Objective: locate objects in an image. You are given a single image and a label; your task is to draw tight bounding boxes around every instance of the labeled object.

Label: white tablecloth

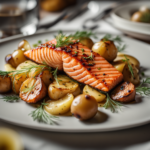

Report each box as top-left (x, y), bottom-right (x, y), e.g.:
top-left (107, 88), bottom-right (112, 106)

top-left (0, 1), bottom-right (150, 150)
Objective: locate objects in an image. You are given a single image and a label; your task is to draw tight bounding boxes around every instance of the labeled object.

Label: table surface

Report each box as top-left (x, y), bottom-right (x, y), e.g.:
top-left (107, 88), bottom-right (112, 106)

top-left (0, 1), bottom-right (150, 150)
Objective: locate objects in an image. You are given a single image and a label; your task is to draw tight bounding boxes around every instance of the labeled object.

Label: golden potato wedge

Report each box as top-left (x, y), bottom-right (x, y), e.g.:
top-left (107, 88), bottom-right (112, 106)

top-left (18, 39), bottom-right (31, 51)
top-left (20, 77), bottom-right (47, 103)
top-left (44, 93), bottom-right (74, 115)
top-left (11, 73), bottom-right (28, 94)
top-left (92, 40), bottom-right (117, 62)
top-left (0, 75), bottom-right (11, 93)
top-left (71, 94), bottom-right (98, 120)
top-left (4, 63), bottom-right (16, 71)
top-left (83, 85), bottom-right (106, 102)
top-left (48, 75), bottom-right (80, 100)
top-left (12, 49), bottom-right (27, 67)
top-left (123, 63), bottom-right (140, 86)
top-left (114, 53), bottom-right (140, 69)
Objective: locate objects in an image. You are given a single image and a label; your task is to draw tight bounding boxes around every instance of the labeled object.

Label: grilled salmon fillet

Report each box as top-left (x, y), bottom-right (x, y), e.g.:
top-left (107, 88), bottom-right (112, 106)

top-left (24, 40), bottom-right (123, 92)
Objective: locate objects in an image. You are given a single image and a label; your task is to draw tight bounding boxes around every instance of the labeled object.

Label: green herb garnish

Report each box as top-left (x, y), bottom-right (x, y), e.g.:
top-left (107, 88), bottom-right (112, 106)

top-left (136, 78), bottom-right (150, 96)
top-left (103, 93), bottom-right (124, 113)
top-left (0, 95), bottom-right (20, 102)
top-left (51, 67), bottom-right (59, 85)
top-left (56, 31), bottom-right (97, 48)
top-left (81, 48), bottom-right (84, 52)
top-left (33, 44), bottom-right (38, 48)
top-left (29, 100), bottom-right (58, 124)
top-left (117, 44), bottom-right (126, 52)
top-left (122, 55), bottom-right (134, 78)
top-left (98, 67), bottom-right (101, 70)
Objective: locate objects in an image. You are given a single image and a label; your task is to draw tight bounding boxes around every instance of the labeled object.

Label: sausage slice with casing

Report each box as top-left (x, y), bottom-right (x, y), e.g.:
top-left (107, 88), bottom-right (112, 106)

top-left (111, 82), bottom-right (136, 103)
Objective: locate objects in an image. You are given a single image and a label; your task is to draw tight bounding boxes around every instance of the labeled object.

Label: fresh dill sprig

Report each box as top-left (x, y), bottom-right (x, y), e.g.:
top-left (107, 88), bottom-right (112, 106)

top-left (55, 31), bottom-right (97, 48)
top-left (103, 93), bottom-right (124, 113)
top-left (117, 44), bottom-right (126, 52)
top-left (136, 78), bottom-right (150, 96)
top-left (29, 100), bottom-right (58, 124)
top-left (82, 53), bottom-right (94, 60)
top-left (0, 95), bottom-right (20, 102)
top-left (51, 67), bottom-right (59, 85)
top-left (122, 55), bottom-right (134, 78)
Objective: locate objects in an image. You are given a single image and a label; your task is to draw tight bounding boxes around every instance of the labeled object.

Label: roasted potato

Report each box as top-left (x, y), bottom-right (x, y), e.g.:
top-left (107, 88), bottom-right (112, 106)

top-left (83, 85), bottom-right (106, 102)
top-left (71, 94), bottom-right (98, 120)
top-left (0, 76), bottom-right (11, 93)
top-left (111, 82), bottom-right (136, 103)
top-left (80, 37), bottom-right (94, 49)
top-left (114, 53), bottom-right (140, 69)
top-left (18, 39), bottom-right (31, 51)
top-left (92, 40), bottom-right (117, 62)
top-left (123, 63), bottom-right (140, 86)
top-left (11, 73), bottom-right (28, 94)
top-left (20, 77), bottom-right (47, 103)
top-left (44, 93), bottom-right (74, 115)
top-left (12, 49), bottom-right (27, 67)
top-left (112, 61), bottom-right (126, 73)
top-left (4, 63), bottom-right (16, 71)
top-left (16, 60), bottom-right (37, 71)
top-left (48, 75), bottom-right (80, 100)
top-left (131, 11), bottom-right (150, 23)
top-left (5, 54), bottom-right (16, 68)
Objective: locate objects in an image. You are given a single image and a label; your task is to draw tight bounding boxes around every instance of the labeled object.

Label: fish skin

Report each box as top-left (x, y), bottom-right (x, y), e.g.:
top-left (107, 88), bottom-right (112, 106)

top-left (24, 41), bottom-right (123, 92)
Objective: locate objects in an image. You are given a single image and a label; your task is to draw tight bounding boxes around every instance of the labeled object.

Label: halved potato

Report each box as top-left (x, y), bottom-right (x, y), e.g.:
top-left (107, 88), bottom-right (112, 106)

top-left (83, 85), bottom-right (106, 102)
top-left (44, 93), bottom-right (74, 115)
top-left (20, 77), bottom-right (47, 103)
top-left (4, 64), bottom-right (16, 71)
top-left (0, 75), bottom-right (11, 93)
top-left (114, 53), bottom-right (140, 69)
top-left (11, 73), bottom-right (28, 94)
top-left (48, 75), bottom-right (80, 100)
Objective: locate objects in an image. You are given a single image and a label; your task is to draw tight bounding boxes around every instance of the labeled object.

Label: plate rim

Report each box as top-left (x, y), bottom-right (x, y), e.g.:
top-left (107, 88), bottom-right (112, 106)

top-left (0, 30), bottom-right (150, 133)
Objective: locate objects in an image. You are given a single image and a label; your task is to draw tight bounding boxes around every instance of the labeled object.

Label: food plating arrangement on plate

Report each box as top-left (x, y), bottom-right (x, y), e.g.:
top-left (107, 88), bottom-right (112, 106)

top-left (0, 31), bottom-right (150, 131)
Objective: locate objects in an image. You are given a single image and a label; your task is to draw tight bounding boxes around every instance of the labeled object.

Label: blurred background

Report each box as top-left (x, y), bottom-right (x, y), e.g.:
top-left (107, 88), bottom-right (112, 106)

top-left (0, 0), bottom-right (149, 41)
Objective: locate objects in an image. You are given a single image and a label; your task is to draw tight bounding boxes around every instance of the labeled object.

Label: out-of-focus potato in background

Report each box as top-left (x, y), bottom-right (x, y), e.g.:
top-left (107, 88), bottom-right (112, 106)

top-left (40, 0), bottom-right (77, 12)
top-left (0, 128), bottom-right (24, 150)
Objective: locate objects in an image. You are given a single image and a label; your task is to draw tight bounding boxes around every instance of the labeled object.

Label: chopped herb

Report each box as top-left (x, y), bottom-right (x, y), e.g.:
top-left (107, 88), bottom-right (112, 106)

top-left (33, 44), bottom-right (38, 47)
top-left (38, 40), bottom-right (42, 44)
top-left (83, 53), bottom-right (94, 60)
top-left (81, 48), bottom-right (84, 52)
top-left (98, 67), bottom-right (101, 70)
top-left (117, 44), bottom-right (126, 52)
top-left (51, 67), bottom-right (59, 85)
top-left (141, 72), bottom-right (145, 76)
top-left (75, 51), bottom-right (78, 54)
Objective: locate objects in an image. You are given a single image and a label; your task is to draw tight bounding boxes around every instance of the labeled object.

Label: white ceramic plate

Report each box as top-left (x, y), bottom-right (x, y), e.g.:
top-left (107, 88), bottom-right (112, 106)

top-left (111, 1), bottom-right (150, 41)
top-left (0, 30), bottom-right (150, 133)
